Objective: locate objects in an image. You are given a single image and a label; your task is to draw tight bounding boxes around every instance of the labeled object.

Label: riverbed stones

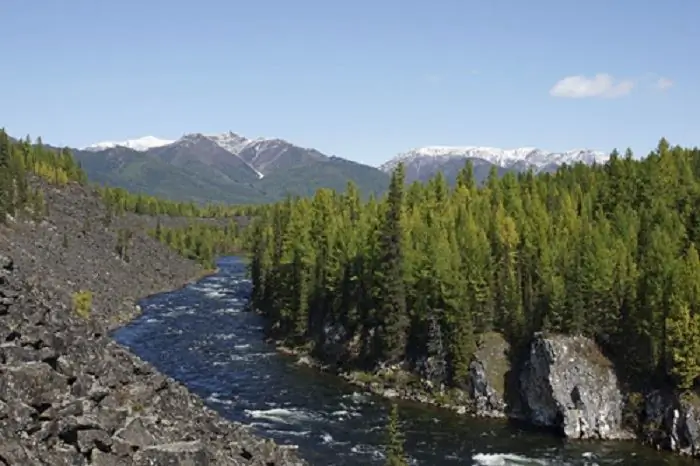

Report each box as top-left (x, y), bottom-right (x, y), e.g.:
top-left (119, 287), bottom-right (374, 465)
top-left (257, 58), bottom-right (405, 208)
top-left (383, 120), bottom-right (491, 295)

top-left (0, 180), bottom-right (307, 465)
top-left (518, 333), bottom-right (632, 440)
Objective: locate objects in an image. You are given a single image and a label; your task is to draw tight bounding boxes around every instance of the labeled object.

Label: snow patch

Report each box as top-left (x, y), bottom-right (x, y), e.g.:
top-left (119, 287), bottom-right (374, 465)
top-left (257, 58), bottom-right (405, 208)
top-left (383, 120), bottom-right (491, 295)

top-left (84, 136), bottom-right (174, 152)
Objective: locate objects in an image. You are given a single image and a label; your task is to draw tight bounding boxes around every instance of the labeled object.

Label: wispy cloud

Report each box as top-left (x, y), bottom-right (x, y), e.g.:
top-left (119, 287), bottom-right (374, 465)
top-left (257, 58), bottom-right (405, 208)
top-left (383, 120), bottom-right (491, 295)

top-left (655, 77), bottom-right (673, 91)
top-left (549, 73), bottom-right (635, 99)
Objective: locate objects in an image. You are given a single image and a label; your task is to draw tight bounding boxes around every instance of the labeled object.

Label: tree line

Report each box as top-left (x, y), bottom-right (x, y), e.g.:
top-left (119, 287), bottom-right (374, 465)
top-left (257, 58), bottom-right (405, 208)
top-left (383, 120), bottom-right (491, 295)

top-left (248, 139), bottom-right (700, 392)
top-left (99, 186), bottom-right (265, 218)
top-left (0, 129), bottom-right (87, 221)
top-left (149, 220), bottom-right (247, 270)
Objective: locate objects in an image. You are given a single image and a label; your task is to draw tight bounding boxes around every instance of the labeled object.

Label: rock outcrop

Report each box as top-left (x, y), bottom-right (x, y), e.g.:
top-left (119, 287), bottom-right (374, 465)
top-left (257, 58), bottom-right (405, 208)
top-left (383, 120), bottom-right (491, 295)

top-left (468, 332), bottom-right (509, 418)
top-left (518, 333), bottom-right (631, 440)
top-left (642, 390), bottom-right (700, 457)
top-left (0, 181), bottom-right (306, 465)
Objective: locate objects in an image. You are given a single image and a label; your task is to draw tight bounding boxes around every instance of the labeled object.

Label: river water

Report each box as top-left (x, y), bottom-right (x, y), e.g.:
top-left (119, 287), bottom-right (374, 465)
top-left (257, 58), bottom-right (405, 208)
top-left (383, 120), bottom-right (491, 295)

top-left (113, 256), bottom-right (690, 466)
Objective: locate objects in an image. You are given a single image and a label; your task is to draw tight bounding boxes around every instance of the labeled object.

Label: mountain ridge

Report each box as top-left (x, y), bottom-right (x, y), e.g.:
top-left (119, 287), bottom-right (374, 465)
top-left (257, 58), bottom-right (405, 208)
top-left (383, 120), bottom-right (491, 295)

top-left (380, 145), bottom-right (610, 184)
top-left (73, 131), bottom-right (390, 204)
top-left (77, 132), bottom-right (613, 202)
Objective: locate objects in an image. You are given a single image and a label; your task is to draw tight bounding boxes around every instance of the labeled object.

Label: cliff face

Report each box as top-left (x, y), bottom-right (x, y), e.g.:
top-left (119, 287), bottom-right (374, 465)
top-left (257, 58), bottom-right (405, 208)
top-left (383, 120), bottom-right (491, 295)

top-left (517, 333), bottom-right (632, 440)
top-left (0, 181), bottom-right (305, 465)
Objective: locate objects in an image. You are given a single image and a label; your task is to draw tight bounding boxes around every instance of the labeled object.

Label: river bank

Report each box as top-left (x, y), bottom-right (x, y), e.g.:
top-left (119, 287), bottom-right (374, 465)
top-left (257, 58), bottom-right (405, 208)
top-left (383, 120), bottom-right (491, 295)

top-left (0, 180), bottom-right (305, 465)
top-left (276, 344), bottom-right (476, 416)
top-left (270, 331), bottom-right (700, 460)
top-left (116, 257), bottom-right (695, 466)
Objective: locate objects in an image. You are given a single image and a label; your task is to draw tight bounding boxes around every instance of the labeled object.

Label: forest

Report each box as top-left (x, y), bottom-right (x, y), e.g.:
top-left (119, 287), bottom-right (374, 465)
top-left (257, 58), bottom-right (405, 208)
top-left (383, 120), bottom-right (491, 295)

top-left (0, 129), bottom-right (86, 219)
top-left (99, 186), bottom-right (265, 218)
top-left (148, 220), bottom-right (248, 270)
top-left (248, 138), bottom-right (700, 392)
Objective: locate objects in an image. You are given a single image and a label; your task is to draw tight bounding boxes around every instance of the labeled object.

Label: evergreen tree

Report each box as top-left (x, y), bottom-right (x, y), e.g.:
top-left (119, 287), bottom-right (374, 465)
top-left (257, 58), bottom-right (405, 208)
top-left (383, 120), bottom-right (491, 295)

top-left (384, 403), bottom-right (408, 466)
top-left (374, 163), bottom-right (409, 363)
top-left (244, 138), bottom-right (700, 393)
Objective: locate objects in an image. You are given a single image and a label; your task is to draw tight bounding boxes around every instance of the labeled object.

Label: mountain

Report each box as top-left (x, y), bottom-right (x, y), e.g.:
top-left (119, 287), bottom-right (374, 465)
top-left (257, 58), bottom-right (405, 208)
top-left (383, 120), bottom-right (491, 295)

top-left (379, 146), bottom-right (610, 184)
top-left (73, 132), bottom-right (389, 204)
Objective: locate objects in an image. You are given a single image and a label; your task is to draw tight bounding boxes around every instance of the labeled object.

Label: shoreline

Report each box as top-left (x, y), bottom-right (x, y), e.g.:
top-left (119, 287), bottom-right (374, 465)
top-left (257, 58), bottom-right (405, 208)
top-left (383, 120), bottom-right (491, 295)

top-left (268, 339), bottom-right (689, 460)
top-left (106, 266), bottom-right (221, 331)
top-left (273, 343), bottom-right (477, 416)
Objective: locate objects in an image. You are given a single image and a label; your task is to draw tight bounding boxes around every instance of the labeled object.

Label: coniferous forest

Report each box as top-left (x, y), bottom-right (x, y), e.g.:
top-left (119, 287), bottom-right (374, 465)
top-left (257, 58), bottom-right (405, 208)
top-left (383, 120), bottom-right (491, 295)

top-left (148, 220), bottom-right (248, 270)
top-left (0, 129), bottom-right (87, 219)
top-left (249, 139), bottom-right (700, 392)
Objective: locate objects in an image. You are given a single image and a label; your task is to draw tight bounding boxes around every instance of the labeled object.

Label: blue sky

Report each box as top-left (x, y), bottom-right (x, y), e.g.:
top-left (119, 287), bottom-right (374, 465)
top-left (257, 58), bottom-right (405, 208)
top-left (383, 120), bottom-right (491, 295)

top-left (1, 0), bottom-right (697, 166)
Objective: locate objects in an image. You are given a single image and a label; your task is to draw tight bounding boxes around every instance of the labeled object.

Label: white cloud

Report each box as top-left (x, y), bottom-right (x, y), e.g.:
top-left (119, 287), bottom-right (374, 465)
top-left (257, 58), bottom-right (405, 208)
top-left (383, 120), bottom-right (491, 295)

top-left (656, 77), bottom-right (673, 90)
top-left (549, 73), bottom-right (635, 99)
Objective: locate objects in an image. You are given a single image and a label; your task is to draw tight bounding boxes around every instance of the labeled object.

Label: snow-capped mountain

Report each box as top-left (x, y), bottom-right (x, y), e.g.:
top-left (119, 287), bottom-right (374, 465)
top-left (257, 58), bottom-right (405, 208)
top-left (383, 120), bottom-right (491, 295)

top-left (84, 136), bottom-right (175, 152)
top-left (73, 130), bottom-right (389, 205)
top-left (379, 145), bottom-right (609, 184)
top-left (203, 131), bottom-right (253, 155)
top-left (82, 131), bottom-right (331, 180)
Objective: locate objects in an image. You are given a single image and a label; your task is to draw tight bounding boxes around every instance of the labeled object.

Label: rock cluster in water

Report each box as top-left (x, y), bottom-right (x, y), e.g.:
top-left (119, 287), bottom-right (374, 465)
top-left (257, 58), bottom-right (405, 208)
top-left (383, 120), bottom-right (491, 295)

top-left (0, 181), bottom-right (306, 465)
top-left (517, 333), bottom-right (631, 439)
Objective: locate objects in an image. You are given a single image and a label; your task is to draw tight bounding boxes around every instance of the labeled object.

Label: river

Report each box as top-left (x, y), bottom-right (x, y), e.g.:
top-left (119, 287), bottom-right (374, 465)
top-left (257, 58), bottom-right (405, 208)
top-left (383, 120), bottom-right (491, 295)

top-left (113, 256), bottom-right (691, 466)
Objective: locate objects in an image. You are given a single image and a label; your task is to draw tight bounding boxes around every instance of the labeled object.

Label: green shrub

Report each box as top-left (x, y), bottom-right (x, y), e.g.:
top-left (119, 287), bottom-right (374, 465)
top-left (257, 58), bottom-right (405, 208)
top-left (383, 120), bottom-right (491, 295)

top-left (72, 290), bottom-right (93, 319)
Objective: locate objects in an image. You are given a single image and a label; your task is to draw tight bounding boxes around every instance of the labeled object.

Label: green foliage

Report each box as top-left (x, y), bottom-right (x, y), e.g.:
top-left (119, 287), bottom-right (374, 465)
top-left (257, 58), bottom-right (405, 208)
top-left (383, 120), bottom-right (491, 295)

top-left (99, 186), bottom-right (264, 218)
top-left (0, 129), bottom-right (86, 221)
top-left (72, 290), bottom-right (93, 319)
top-left (384, 403), bottom-right (408, 466)
top-left (249, 140), bottom-right (700, 391)
top-left (149, 220), bottom-right (246, 269)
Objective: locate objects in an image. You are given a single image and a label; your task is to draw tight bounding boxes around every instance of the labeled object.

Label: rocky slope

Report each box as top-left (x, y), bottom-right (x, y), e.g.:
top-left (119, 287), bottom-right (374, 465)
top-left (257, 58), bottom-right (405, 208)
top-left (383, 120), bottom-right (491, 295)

top-left (0, 180), bottom-right (306, 465)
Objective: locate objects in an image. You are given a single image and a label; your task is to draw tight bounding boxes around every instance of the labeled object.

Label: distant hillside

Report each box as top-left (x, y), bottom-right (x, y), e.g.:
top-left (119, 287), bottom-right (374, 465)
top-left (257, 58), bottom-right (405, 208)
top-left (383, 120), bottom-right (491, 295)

top-left (74, 132), bottom-right (390, 204)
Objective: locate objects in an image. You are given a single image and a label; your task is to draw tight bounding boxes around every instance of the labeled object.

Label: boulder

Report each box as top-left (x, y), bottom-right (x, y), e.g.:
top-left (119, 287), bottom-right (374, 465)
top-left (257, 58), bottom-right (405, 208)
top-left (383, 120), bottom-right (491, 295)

top-left (518, 333), bottom-right (631, 439)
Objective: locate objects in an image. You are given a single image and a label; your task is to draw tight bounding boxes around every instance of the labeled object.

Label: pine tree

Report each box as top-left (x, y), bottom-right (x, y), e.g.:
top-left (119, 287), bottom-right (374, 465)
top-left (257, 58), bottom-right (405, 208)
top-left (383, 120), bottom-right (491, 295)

top-left (374, 163), bottom-right (409, 363)
top-left (242, 138), bottom-right (700, 393)
top-left (384, 403), bottom-right (408, 466)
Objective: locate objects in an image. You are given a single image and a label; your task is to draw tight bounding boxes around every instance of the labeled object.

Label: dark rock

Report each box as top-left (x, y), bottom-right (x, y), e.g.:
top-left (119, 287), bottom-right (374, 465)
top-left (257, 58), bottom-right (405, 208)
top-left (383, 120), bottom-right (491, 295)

top-left (133, 441), bottom-right (212, 465)
top-left (642, 390), bottom-right (700, 457)
top-left (1, 361), bottom-right (68, 407)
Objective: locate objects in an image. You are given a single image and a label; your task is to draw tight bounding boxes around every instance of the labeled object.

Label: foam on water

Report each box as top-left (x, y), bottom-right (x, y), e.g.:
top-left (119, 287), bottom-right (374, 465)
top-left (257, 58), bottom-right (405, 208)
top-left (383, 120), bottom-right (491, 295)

top-left (244, 407), bottom-right (323, 425)
top-left (472, 453), bottom-right (552, 466)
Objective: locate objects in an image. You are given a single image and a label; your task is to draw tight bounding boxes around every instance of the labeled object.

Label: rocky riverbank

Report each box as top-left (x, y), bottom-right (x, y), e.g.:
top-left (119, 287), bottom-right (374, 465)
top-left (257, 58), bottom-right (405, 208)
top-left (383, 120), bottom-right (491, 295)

top-left (0, 180), bottom-right (306, 465)
top-left (275, 330), bottom-right (700, 459)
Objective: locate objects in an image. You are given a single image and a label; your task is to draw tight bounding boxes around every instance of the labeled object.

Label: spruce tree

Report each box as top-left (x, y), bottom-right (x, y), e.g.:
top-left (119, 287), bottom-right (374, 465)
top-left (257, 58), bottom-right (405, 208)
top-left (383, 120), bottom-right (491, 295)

top-left (374, 163), bottom-right (409, 363)
top-left (384, 403), bottom-right (408, 466)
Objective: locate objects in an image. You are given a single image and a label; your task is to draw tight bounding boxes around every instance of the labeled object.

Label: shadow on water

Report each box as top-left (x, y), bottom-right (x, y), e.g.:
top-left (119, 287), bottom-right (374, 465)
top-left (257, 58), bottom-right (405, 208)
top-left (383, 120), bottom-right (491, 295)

top-left (113, 256), bottom-right (694, 466)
